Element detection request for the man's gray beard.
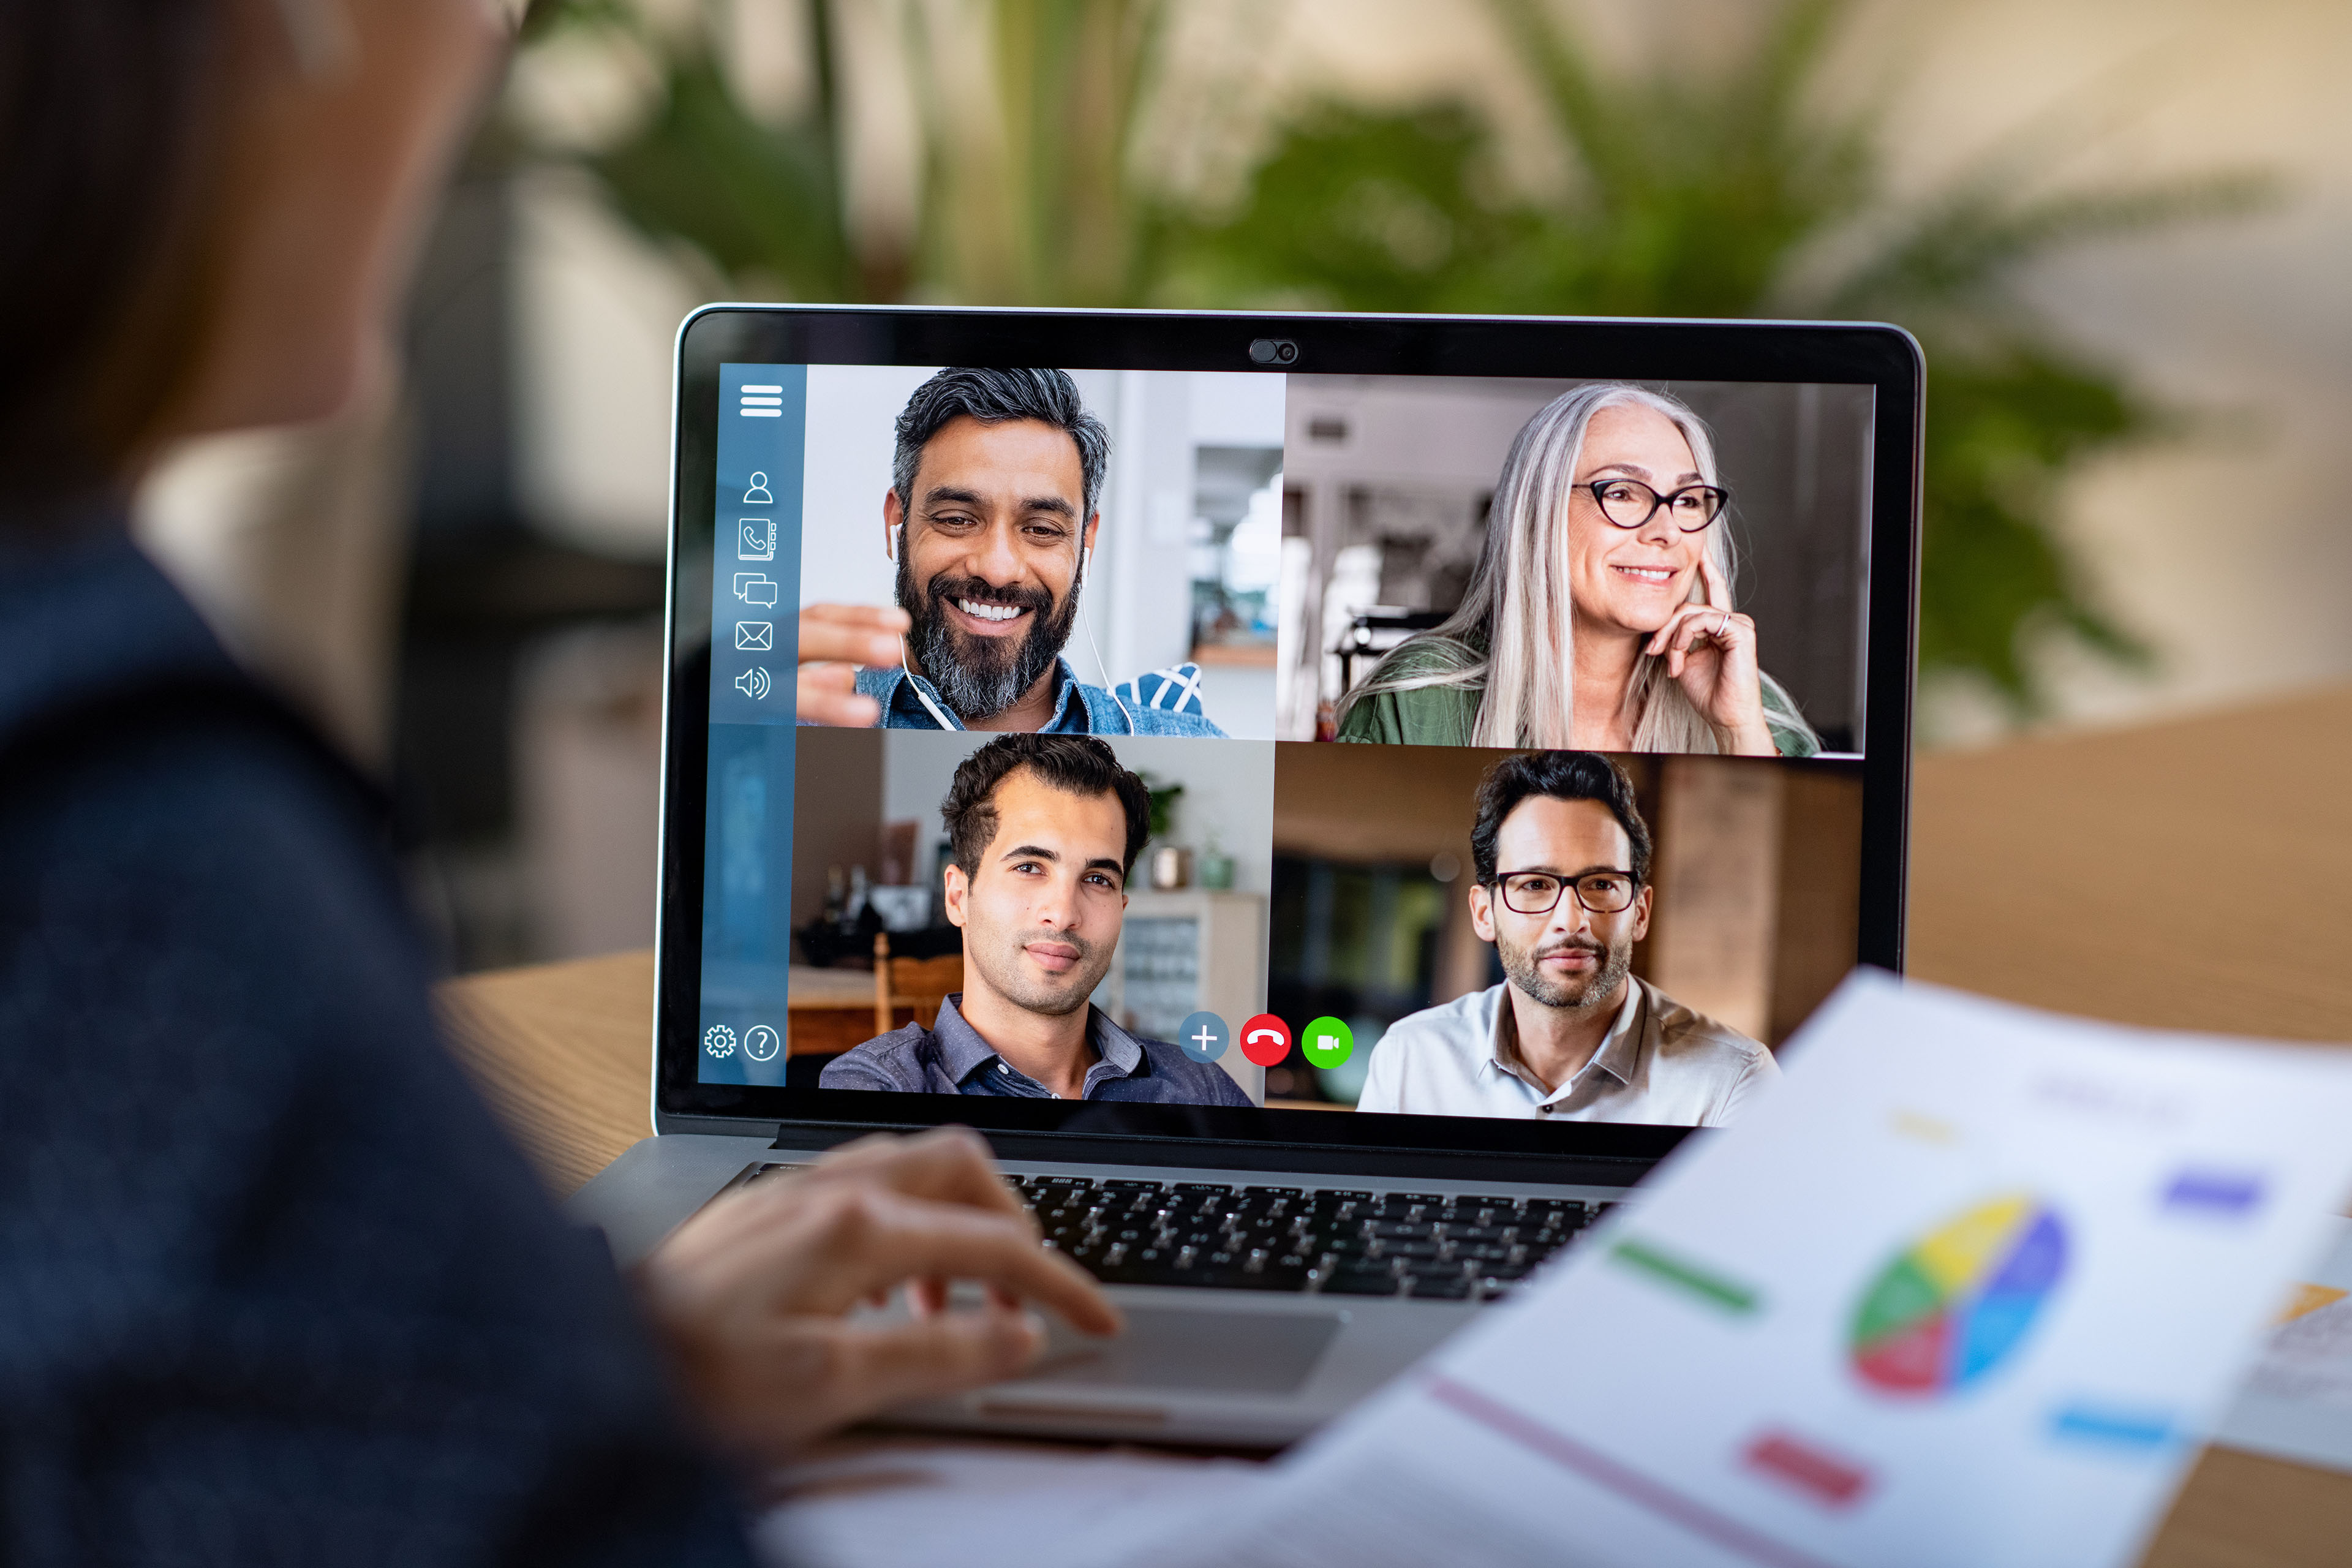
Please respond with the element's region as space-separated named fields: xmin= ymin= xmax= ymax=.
xmin=1499 ymin=933 xmax=1633 ymax=1013
xmin=899 ymin=552 xmax=1082 ymax=723
xmin=973 ymin=925 xmax=1113 ymax=1019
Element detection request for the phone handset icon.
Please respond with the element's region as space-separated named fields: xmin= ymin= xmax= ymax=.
xmin=1239 ymin=1014 xmax=1292 ymax=1068
xmin=739 ymin=519 xmax=776 ymax=560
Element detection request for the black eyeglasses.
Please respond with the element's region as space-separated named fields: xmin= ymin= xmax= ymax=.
xmin=1581 ymin=479 xmax=1728 ymax=533
xmin=1490 ymin=870 xmax=1640 ymax=916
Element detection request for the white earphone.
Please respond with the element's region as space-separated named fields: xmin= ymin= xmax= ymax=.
xmin=886 ymin=522 xmax=962 ymax=728
xmin=1074 ymin=543 xmax=1136 ymax=734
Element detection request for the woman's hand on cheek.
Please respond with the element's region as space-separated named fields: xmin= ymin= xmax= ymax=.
xmin=633 ymin=1128 xmax=1121 ymax=1468
xmin=1643 ymin=556 xmax=1775 ymax=755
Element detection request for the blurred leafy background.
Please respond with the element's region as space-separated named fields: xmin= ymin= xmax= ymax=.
xmin=118 ymin=0 xmax=2338 ymax=973
xmin=511 ymin=0 xmax=2278 ymax=721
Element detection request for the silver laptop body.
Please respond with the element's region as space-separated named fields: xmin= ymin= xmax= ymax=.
xmin=567 ymin=304 xmax=1923 ymax=1446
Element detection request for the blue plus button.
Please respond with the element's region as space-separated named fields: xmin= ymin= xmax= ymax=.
xmin=1177 ymin=1011 xmax=1229 ymax=1065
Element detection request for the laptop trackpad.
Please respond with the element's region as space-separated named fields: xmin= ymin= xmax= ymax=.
xmin=1020 ymin=1306 xmax=1342 ymax=1395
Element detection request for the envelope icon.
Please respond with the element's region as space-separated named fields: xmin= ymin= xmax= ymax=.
xmin=734 ymin=620 xmax=774 ymax=652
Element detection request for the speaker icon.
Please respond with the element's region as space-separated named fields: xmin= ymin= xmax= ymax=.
xmin=734 ymin=666 xmax=772 ymax=700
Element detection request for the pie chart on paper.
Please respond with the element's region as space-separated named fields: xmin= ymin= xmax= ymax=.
xmin=1850 ymin=1193 xmax=2069 ymax=1395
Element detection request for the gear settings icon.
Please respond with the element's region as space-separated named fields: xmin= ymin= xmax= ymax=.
xmin=703 ymin=1024 xmax=738 ymax=1059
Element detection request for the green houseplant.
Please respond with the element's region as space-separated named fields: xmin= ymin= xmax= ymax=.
xmin=514 ymin=0 xmax=2276 ymax=722
xmin=1160 ymin=0 xmax=2278 ymax=717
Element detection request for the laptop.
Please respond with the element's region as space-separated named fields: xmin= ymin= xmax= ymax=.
xmin=568 ymin=305 xmax=1922 ymax=1446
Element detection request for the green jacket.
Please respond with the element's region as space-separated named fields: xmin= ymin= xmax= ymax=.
xmin=1333 ymin=639 xmax=1822 ymax=757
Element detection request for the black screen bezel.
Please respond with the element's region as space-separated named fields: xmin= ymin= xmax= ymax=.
xmin=655 ymin=306 xmax=1921 ymax=1177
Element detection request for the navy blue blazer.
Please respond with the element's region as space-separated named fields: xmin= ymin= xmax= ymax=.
xmin=0 ymin=517 xmax=755 ymax=1565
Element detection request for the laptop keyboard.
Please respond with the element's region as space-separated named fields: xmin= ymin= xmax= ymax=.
xmin=1016 ymin=1174 xmax=1611 ymax=1301
xmin=738 ymin=1163 xmax=1613 ymax=1299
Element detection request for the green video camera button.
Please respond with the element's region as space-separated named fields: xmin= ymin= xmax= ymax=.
xmin=1301 ymin=1016 xmax=1354 ymax=1070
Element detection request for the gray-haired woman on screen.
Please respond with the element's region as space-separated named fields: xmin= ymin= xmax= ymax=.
xmin=1336 ymin=383 xmax=1820 ymax=756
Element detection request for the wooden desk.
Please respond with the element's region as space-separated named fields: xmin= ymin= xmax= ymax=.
xmin=438 ymin=685 xmax=2352 ymax=1567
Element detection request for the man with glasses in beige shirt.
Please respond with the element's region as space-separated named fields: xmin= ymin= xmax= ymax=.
xmin=1357 ymin=752 xmax=1778 ymax=1125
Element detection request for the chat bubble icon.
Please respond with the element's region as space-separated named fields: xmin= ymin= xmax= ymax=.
xmin=733 ymin=571 xmax=778 ymax=608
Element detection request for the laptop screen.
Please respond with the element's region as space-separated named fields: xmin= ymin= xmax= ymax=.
xmin=663 ymin=311 xmax=1913 ymax=1158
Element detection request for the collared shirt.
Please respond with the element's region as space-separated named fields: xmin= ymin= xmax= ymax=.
xmin=1355 ymin=976 xmax=1779 ymax=1126
xmin=820 ymin=993 xmax=1256 ymax=1106
xmin=852 ymin=657 xmax=1226 ymax=736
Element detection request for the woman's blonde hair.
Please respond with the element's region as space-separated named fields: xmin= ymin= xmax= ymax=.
xmin=1339 ymin=382 xmax=1747 ymax=751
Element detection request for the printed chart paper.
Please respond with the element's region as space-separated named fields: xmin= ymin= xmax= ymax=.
xmin=2214 ymin=1217 xmax=2352 ymax=1473
xmin=1107 ymin=973 xmax=2352 ymax=1568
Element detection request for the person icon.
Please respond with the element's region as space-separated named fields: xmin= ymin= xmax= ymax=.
xmin=743 ymin=471 xmax=774 ymax=506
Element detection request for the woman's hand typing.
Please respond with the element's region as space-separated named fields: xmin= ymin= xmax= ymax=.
xmin=635 ymin=1127 xmax=1121 ymax=1466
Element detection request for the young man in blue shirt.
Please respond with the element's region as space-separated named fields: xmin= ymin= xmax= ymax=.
xmin=824 ymin=736 xmax=1251 ymax=1104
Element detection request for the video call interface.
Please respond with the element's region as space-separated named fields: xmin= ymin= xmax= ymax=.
xmin=695 ymin=361 xmax=1874 ymax=1133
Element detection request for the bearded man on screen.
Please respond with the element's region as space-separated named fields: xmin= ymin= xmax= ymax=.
xmin=1357 ymin=752 xmax=1777 ymax=1125
xmin=794 ymin=368 xmax=1224 ymax=736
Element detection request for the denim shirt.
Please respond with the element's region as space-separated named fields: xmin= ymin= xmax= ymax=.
xmin=853 ymin=657 xmax=1225 ymax=736
xmin=821 ymin=995 xmax=1254 ymax=1107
